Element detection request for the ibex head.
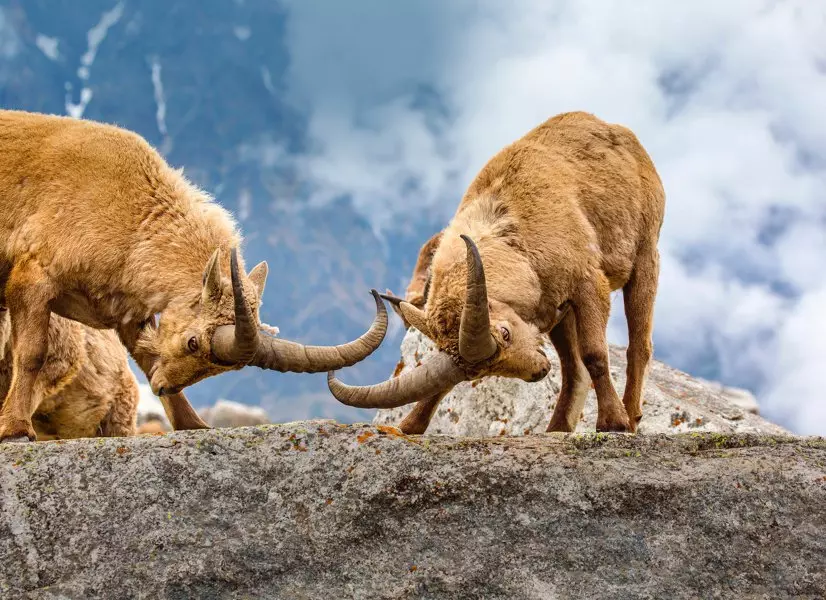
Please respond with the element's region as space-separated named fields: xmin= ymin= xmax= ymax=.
xmin=140 ymin=247 xmax=387 ymax=396
xmin=327 ymin=235 xmax=562 ymax=409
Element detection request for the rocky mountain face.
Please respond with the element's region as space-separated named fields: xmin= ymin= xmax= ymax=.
xmin=374 ymin=329 xmax=790 ymax=437
xmin=0 ymin=424 xmax=823 ymax=598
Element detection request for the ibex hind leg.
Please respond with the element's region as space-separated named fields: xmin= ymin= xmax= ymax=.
xmin=98 ymin=376 xmax=139 ymax=437
xmin=572 ymin=272 xmax=630 ymax=433
xmin=0 ymin=262 xmax=54 ymax=443
xmin=621 ymin=244 xmax=659 ymax=433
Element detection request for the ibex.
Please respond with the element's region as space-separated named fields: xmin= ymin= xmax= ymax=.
xmin=0 ymin=109 xmax=387 ymax=442
xmin=329 ymin=111 xmax=665 ymax=434
xmin=0 ymin=307 xmax=139 ymax=439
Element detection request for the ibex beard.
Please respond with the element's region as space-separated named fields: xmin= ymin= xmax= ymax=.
xmin=328 ymin=111 xmax=665 ymax=435
xmin=0 ymin=109 xmax=387 ymax=442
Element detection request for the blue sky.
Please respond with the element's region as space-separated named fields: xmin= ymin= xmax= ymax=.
xmin=2 ymin=0 xmax=825 ymax=434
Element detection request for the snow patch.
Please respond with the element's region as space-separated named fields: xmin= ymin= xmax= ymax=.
xmin=35 ymin=34 xmax=59 ymax=60
xmin=65 ymin=84 xmax=93 ymax=119
xmin=62 ymin=2 xmax=124 ymax=119
xmin=149 ymin=56 xmax=168 ymax=136
xmin=79 ymin=1 xmax=125 ymax=80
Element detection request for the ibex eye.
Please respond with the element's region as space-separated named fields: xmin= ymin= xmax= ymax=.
xmin=187 ymin=336 xmax=199 ymax=353
xmin=500 ymin=326 xmax=511 ymax=342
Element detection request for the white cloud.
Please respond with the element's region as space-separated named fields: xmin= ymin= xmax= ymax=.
xmin=280 ymin=0 xmax=826 ymax=434
xmin=763 ymin=287 xmax=826 ymax=435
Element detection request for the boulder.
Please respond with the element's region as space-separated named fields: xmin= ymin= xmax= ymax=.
xmin=135 ymin=387 xmax=271 ymax=433
xmin=199 ymin=398 xmax=270 ymax=428
xmin=374 ymin=330 xmax=788 ymax=436
xmin=0 ymin=423 xmax=823 ymax=598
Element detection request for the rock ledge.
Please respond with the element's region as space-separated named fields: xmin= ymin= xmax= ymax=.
xmin=1 ymin=423 xmax=824 ymax=599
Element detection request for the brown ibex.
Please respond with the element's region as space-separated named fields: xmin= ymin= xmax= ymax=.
xmin=0 ymin=307 xmax=139 ymax=440
xmin=0 ymin=109 xmax=387 ymax=442
xmin=329 ymin=111 xmax=665 ymax=434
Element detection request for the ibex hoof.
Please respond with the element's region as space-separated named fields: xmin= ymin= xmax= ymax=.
xmin=595 ymin=419 xmax=631 ymax=433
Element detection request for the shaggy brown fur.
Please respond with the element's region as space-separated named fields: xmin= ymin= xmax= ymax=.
xmin=384 ymin=230 xmax=442 ymax=329
xmin=330 ymin=111 xmax=665 ymax=434
xmin=0 ymin=308 xmax=138 ymax=440
xmin=405 ymin=231 xmax=443 ymax=310
xmin=0 ymin=109 xmax=386 ymax=442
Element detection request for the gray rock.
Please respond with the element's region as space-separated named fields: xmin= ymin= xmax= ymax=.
xmin=374 ymin=330 xmax=788 ymax=436
xmin=1 ymin=423 xmax=824 ymax=599
xmin=199 ymin=398 xmax=270 ymax=428
xmin=136 ymin=388 xmax=271 ymax=432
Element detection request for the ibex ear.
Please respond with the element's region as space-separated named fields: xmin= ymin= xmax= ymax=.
xmin=201 ymin=248 xmax=223 ymax=307
xmin=381 ymin=290 xmax=433 ymax=339
xmin=399 ymin=302 xmax=432 ymax=339
xmin=247 ymin=261 xmax=268 ymax=301
xmin=383 ymin=289 xmax=408 ymax=325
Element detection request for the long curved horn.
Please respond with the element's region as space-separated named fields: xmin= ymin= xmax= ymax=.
xmin=458 ymin=234 xmax=497 ymax=363
xmin=327 ymin=351 xmax=465 ymax=408
xmin=247 ymin=290 xmax=388 ymax=373
xmin=210 ymin=247 xmax=261 ymax=365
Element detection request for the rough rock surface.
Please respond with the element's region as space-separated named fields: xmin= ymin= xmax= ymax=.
xmin=374 ymin=330 xmax=788 ymax=436
xmin=1 ymin=422 xmax=824 ymax=599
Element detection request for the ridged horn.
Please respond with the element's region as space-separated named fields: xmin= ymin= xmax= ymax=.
xmin=210 ymin=247 xmax=260 ymax=365
xmin=247 ymin=290 xmax=388 ymax=373
xmin=458 ymin=234 xmax=497 ymax=363
xmin=327 ymin=351 xmax=465 ymax=408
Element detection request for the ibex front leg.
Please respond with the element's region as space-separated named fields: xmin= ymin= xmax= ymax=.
xmin=117 ymin=319 xmax=209 ymax=431
xmin=398 ymin=390 xmax=449 ymax=435
xmin=546 ymin=310 xmax=590 ymax=433
xmin=0 ymin=262 xmax=54 ymax=442
xmin=573 ymin=273 xmax=630 ymax=433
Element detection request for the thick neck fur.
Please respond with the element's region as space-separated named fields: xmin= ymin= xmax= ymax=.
xmin=427 ymin=194 xmax=542 ymax=347
xmin=125 ymin=164 xmax=243 ymax=315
